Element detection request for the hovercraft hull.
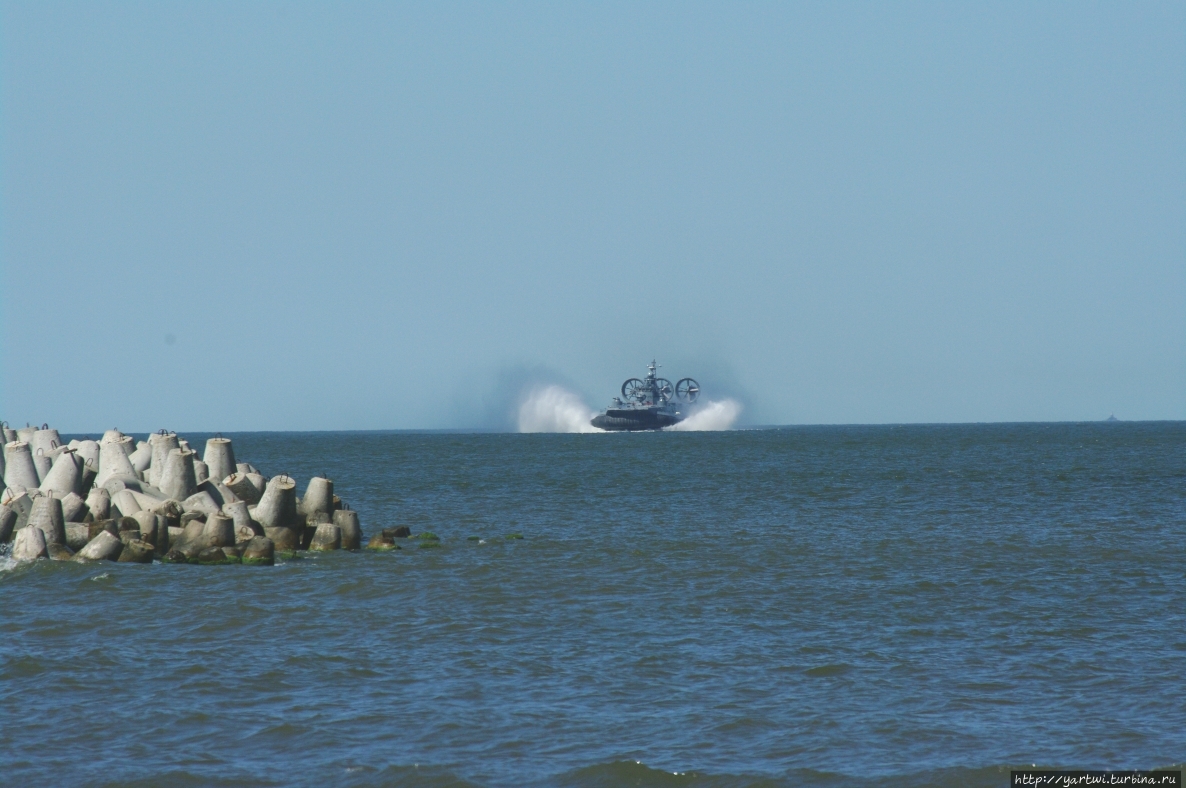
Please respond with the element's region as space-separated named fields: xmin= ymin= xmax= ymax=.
xmin=591 ymin=408 xmax=684 ymax=432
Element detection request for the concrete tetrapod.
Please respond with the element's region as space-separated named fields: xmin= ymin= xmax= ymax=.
xmin=309 ymin=523 xmax=342 ymax=551
xmin=4 ymin=442 xmax=40 ymax=492
xmin=27 ymin=495 xmax=67 ymax=546
xmin=333 ymin=509 xmax=362 ymax=550
xmin=16 ymin=426 xmax=37 ymax=443
xmin=12 ymin=524 xmax=48 ymax=561
xmin=128 ymin=441 xmax=153 ymax=473
xmin=97 ymin=440 xmax=136 ymax=488
xmin=202 ymin=513 xmax=235 ymax=548
xmin=181 ymin=490 xmax=220 ymax=516
xmin=29 ymin=428 xmax=62 ymax=457
xmin=75 ymin=440 xmax=100 ymax=472
xmin=159 ymin=449 xmax=197 ymax=502
xmin=148 ymin=432 xmax=179 ymax=487
xmin=61 ymin=492 xmax=88 ymax=522
xmin=110 ymin=489 xmax=142 ymax=518
xmin=203 ymin=438 xmax=236 ymax=487
xmin=264 ymin=526 xmax=300 ymax=551
xmin=131 ymin=510 xmax=160 ymax=547
xmin=0 ymin=505 xmax=16 ymax=543
xmin=223 ymin=473 xmax=263 ymax=505
xmin=300 ymin=477 xmax=334 ymax=521
xmin=75 ymin=530 xmax=123 ymax=562
xmin=86 ymin=487 xmax=111 ymax=520
xmin=39 ymin=450 xmax=82 ymax=499
xmin=5 ymin=491 xmax=34 ymax=531
xmin=254 ymin=475 xmax=297 ymax=530
xmin=32 ymin=451 xmax=53 ymax=483
xmin=222 ymin=500 xmax=255 ymax=531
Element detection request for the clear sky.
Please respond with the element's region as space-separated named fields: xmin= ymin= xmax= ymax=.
xmin=2 ymin=2 xmax=1182 ymax=431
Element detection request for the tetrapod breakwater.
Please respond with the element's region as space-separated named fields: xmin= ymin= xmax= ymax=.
xmin=0 ymin=423 xmax=378 ymax=566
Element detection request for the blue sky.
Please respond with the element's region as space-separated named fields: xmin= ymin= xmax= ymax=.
xmin=2 ymin=2 xmax=1182 ymax=431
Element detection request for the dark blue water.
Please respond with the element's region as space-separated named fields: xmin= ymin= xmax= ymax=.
xmin=2 ymin=423 xmax=1184 ymax=787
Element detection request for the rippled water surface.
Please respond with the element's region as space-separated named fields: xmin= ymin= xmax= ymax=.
xmin=2 ymin=424 xmax=1184 ymax=787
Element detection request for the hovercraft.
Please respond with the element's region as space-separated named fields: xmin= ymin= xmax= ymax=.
xmin=590 ymin=361 xmax=699 ymax=432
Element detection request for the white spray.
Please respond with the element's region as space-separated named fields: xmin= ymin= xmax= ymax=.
xmin=667 ymin=399 xmax=743 ymax=431
xmin=517 ymin=385 xmax=605 ymax=433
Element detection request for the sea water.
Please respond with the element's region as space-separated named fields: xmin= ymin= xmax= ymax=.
xmin=1 ymin=423 xmax=1183 ymax=786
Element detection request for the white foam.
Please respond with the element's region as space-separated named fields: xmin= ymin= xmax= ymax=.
xmin=667 ymin=399 xmax=742 ymax=431
xmin=517 ymin=385 xmax=605 ymax=433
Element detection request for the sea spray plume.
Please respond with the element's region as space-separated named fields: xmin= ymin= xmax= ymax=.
xmin=517 ymin=385 xmax=605 ymax=433
xmin=667 ymin=399 xmax=742 ymax=431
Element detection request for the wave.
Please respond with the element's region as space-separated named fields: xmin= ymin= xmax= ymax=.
xmin=517 ymin=385 xmax=604 ymax=433
xmin=553 ymin=760 xmax=1050 ymax=787
xmin=667 ymin=399 xmax=742 ymax=431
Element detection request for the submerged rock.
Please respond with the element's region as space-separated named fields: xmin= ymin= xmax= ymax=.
xmin=197 ymin=546 xmax=237 ymax=565
xmin=47 ymin=542 xmax=75 ymax=561
xmin=382 ymin=526 xmax=411 ymax=539
xmin=241 ymin=536 xmax=275 ymax=566
xmin=309 ymin=523 xmax=341 ymax=551
xmin=366 ymin=533 xmax=398 ymax=551
xmin=117 ymin=539 xmax=154 ymax=563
